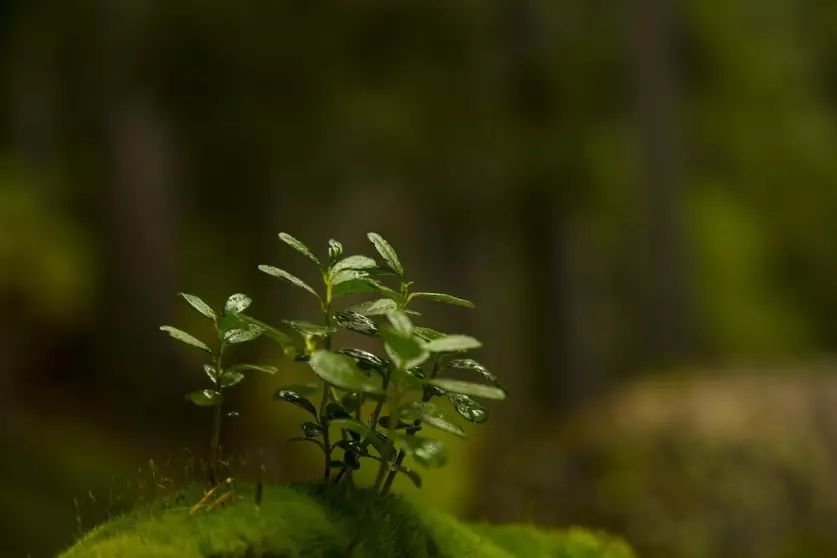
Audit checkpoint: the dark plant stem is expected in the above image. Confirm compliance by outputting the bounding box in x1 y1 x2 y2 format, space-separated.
209 348 226 486
320 290 333 481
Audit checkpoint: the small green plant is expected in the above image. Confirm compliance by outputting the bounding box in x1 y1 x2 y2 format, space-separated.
160 293 278 484
161 232 506 497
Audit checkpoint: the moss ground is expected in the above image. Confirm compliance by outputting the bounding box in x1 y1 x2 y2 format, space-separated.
59 482 634 557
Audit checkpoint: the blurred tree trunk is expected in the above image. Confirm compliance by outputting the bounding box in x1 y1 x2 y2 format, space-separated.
628 0 695 365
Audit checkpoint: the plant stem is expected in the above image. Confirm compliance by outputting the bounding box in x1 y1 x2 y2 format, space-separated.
375 388 402 494
320 284 334 481
209 347 226 486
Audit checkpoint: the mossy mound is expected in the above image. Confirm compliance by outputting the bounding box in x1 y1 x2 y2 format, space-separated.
59 483 634 557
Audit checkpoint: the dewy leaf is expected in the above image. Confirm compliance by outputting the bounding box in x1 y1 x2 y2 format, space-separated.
448 394 489 423
332 255 377 274
423 335 482 353
409 292 475 309
160 326 212 353
336 348 387 372
334 310 379 336
274 389 318 417
328 239 343 266
282 320 336 339
229 364 278 375
367 233 404 278
380 326 429 370
414 327 447 342
399 401 466 438
332 277 379 296
399 435 447 468
390 464 422 489
234 314 300 358
300 421 325 438
308 350 383 394
347 299 398 316
220 371 245 388
332 269 369 287
204 364 218 383
329 419 385 452
224 293 252 314
223 324 263 344
258 265 320 300
386 310 413 335
178 293 216 320
186 389 223 407
278 232 321 267
429 378 506 400
446 358 506 394
275 383 320 397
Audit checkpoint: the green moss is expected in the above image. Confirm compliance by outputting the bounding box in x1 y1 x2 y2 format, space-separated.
59 483 633 558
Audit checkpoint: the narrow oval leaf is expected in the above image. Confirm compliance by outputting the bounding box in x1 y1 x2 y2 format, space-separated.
258 265 320 300
399 401 466 438
160 326 212 353
282 320 336 339
203 364 218 382
278 232 321 267
329 419 385 452
446 358 506 394
308 350 383 394
332 277 379 296
347 299 398 316
409 292 475 309
276 383 320 396
334 310 379 337
220 371 245 388
229 364 278 375
399 435 447 468
332 269 369 287
300 421 325 438
390 464 422 489
274 389 318 417
178 293 216 320
234 314 300 358
332 255 377 274
448 394 490 423
223 324 263 344
336 348 387 372
414 327 446 342
428 378 506 400
423 335 482 353
367 233 404 278
328 239 343 266
186 389 222 407
380 326 429 370
224 293 252 314
386 310 413 335
326 402 352 421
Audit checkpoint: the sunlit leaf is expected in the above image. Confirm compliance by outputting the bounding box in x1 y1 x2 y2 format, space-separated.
308 350 383 394
427 378 505 400
446 358 506 394
258 265 320 300
220 371 245 388
367 233 404 278
409 292 475 308
347 299 398 316
448 394 489 423
282 320 336 339
203 364 218 382
328 239 343 266
178 293 216 320
399 435 447 468
380 325 429 370
386 310 413 335
332 270 369 288
399 401 465 437
414 327 446 341
224 324 264 344
234 314 300 358
334 310 379 336
332 255 377 274
186 389 222 407
278 232 321 267
423 335 482 353
160 326 212 353
332 277 378 296
274 389 318 417
224 293 252 314
229 364 278 375
336 348 387 372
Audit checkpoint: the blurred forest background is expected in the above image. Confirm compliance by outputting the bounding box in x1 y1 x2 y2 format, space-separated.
4 1 837 557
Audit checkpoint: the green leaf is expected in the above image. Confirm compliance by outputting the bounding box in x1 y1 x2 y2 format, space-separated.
178 293 216 320
448 394 489 423
429 378 506 400
229 364 278 375
332 277 379 296
224 293 252 314
234 314 301 358
278 232 321 267
328 239 343 266
386 310 413 335
332 269 369 287
446 358 506 394
389 464 422 489
258 265 320 300
186 389 222 407
160 326 212 353
367 233 404 278
409 292 475 309
332 255 377 274
300 421 325 438
380 325 429 370
399 401 465 437
220 371 245 388
347 299 398 316
274 389 318 417
275 383 320 397
329 419 385 452
335 348 387 372
399 435 447 468
282 320 336 339
423 335 482 353
223 324 263 344
308 350 383 394
414 327 446 341
203 364 218 382
334 310 379 336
